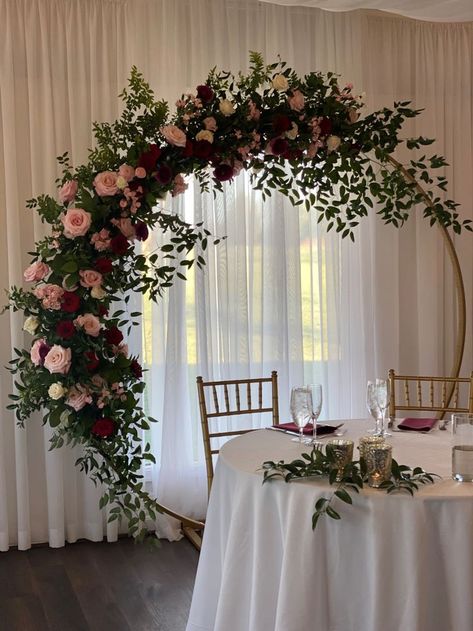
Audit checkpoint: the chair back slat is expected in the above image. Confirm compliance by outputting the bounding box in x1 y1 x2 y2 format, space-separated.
235 384 241 411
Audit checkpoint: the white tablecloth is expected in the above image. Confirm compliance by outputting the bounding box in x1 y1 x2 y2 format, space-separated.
186 420 473 631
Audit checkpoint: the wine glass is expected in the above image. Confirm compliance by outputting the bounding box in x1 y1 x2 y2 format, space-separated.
306 384 323 442
366 380 382 435
374 378 391 437
290 387 312 443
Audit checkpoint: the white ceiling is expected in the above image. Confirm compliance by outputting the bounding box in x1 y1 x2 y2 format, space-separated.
259 0 473 22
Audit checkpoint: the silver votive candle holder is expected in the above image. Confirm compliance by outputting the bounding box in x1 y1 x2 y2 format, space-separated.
358 435 386 461
365 443 392 488
326 439 354 482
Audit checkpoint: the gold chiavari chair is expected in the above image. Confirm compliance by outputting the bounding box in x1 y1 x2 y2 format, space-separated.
197 371 280 499
388 369 473 425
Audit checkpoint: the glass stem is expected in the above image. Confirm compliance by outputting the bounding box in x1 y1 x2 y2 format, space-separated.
299 426 304 443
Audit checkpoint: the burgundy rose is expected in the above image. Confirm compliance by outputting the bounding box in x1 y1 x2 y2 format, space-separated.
155 164 173 185
110 234 129 256
214 163 234 182
193 140 214 160
56 320 75 339
196 84 214 103
98 305 109 317
85 351 100 371
38 342 51 362
138 144 161 173
182 140 194 157
270 137 289 156
130 359 143 379
319 118 332 136
104 326 123 346
135 222 149 242
61 291 81 313
91 417 115 438
95 257 113 274
272 114 292 135
283 148 303 161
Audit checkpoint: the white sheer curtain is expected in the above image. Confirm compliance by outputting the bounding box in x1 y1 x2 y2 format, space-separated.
0 0 471 548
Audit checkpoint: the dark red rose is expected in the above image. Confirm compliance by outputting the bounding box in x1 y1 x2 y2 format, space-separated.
128 179 145 192
135 221 149 242
98 305 109 317
319 117 332 136
214 163 234 182
182 140 194 157
61 291 81 313
138 144 161 173
85 351 100 371
272 114 292 135
56 320 75 339
270 137 289 156
130 359 143 379
104 326 123 346
110 234 129 256
283 148 303 161
193 140 214 160
91 417 115 438
95 257 113 274
38 342 51 362
196 84 214 103
155 164 173 185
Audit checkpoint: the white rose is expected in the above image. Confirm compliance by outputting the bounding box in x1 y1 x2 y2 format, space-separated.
116 175 127 189
23 316 39 335
48 382 66 400
91 285 107 300
272 74 289 91
218 99 235 117
326 135 342 153
285 122 298 140
196 129 214 143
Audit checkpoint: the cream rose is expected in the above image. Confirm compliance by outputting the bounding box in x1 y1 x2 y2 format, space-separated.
48 382 66 400
23 315 39 335
218 99 235 117
44 345 72 374
326 135 342 153
74 313 101 337
285 122 299 140
93 171 119 197
61 208 92 238
79 270 103 288
272 74 289 91
91 285 107 300
59 180 78 204
160 125 187 147
196 129 214 144
24 261 50 282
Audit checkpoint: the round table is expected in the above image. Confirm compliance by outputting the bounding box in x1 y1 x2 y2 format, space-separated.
186 419 473 631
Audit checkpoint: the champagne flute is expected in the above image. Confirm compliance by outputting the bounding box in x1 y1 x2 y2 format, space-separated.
290 387 312 443
375 378 391 437
306 384 323 442
366 380 382 435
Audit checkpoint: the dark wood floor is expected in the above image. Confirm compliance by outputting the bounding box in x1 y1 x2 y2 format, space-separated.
0 538 199 631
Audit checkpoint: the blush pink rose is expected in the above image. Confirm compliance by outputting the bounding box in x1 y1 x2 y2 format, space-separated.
90 229 111 251
203 116 217 132
118 164 135 182
74 313 101 337
94 171 119 197
30 338 49 366
59 180 78 204
24 261 50 282
44 345 72 374
79 270 103 288
160 125 187 147
172 174 188 197
288 89 305 112
33 284 64 310
111 217 136 239
66 385 92 411
61 208 92 238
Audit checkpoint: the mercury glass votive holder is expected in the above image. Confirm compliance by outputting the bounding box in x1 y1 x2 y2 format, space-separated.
326 439 354 482
358 435 386 461
365 443 392 488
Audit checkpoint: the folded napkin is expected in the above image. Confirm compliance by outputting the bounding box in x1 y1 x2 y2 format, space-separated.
397 417 437 432
273 422 338 436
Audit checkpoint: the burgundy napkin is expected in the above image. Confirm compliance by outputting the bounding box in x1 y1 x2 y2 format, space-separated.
273 422 338 436
397 418 437 432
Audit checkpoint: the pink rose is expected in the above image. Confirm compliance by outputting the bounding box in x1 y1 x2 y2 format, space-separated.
24 261 50 282
59 180 78 204
135 167 146 179
44 345 72 374
288 89 305 112
66 385 92 411
203 117 217 132
61 208 92 238
33 283 64 310
247 101 261 121
111 217 136 239
118 164 135 182
74 313 101 337
79 270 103 288
94 171 119 197
172 174 188 197
90 229 111 251
30 338 49 366
160 125 187 148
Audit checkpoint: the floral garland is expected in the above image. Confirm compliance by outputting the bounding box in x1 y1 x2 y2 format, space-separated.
5 53 470 543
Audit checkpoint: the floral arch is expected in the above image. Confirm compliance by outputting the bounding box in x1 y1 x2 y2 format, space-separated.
6 53 470 542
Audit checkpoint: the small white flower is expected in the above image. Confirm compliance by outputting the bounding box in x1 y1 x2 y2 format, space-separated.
48 383 66 400
219 99 235 117
272 74 289 92
196 129 214 143
285 122 298 140
326 135 342 153
91 285 107 300
23 316 39 335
